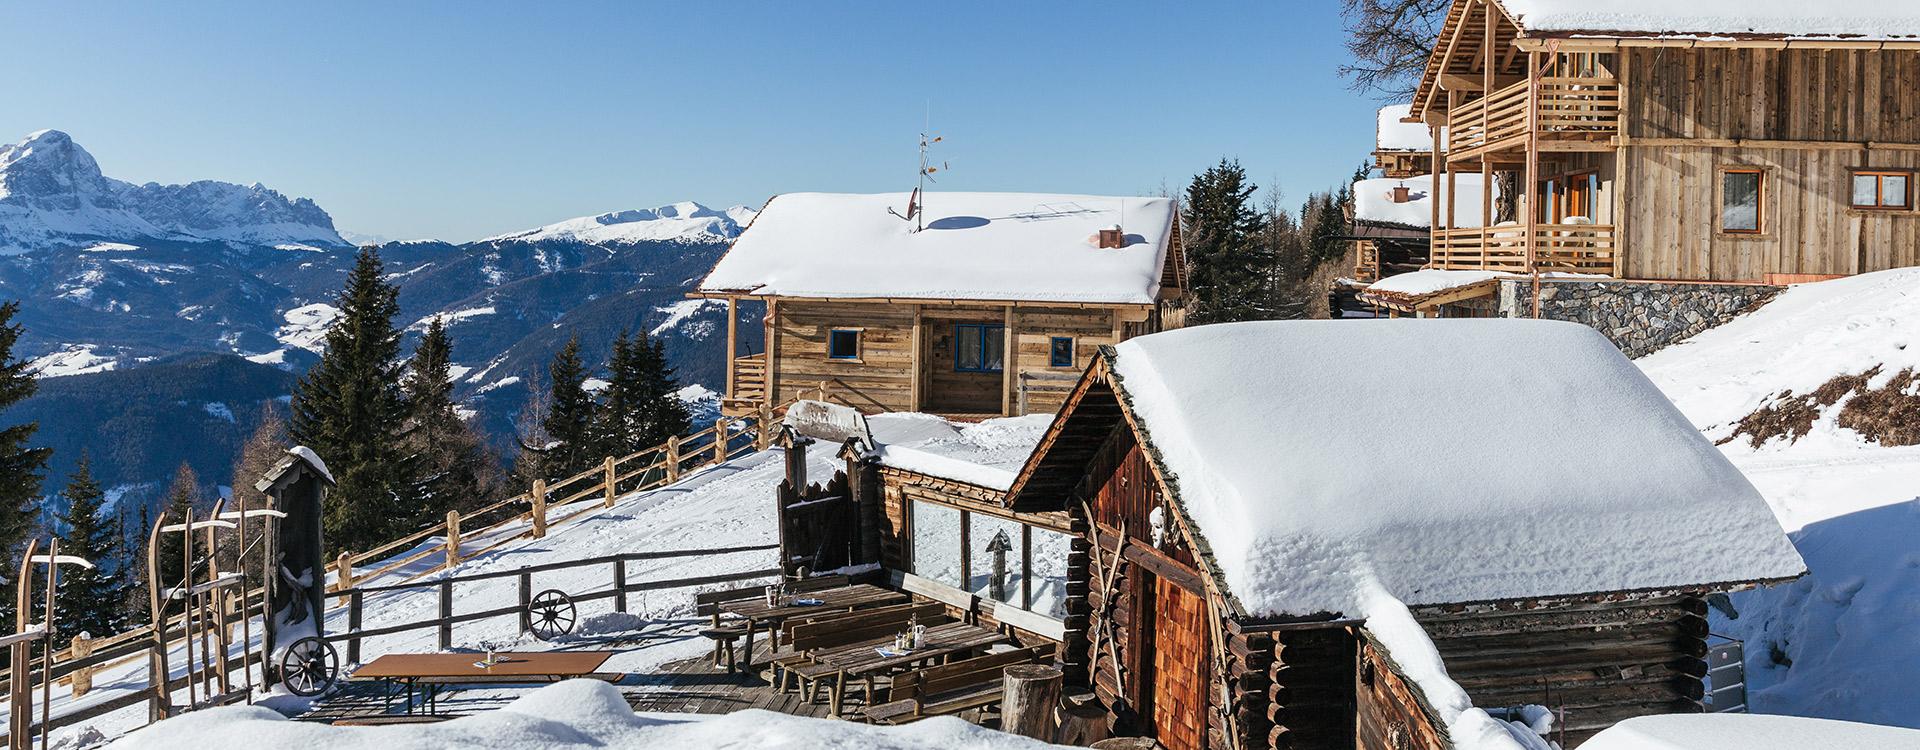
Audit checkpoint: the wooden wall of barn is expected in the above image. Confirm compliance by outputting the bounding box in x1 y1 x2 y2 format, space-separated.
1410 592 1711 747
771 300 916 411
1615 47 1920 281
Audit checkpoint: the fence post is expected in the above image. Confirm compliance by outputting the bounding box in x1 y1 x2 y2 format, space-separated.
755 403 774 451
517 572 532 635
335 552 354 604
712 417 727 466
71 634 94 698
348 590 364 664
613 560 628 614
667 437 682 483
604 456 618 508
445 510 462 567
531 479 548 539
438 580 453 650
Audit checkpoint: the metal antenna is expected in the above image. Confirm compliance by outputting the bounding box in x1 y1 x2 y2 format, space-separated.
889 102 949 232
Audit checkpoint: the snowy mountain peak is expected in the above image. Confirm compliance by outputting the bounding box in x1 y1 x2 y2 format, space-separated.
483 201 757 246
0 129 348 254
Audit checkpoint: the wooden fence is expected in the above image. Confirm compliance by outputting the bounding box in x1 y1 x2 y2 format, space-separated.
1431 224 1619 276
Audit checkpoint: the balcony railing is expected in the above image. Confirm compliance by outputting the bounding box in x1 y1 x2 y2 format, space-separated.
722 352 768 415
1432 224 1618 276
1448 77 1620 158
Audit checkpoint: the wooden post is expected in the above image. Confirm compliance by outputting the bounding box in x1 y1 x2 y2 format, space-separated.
446 510 462 566
754 403 774 451
909 304 924 411
1481 2 1495 269
1525 48 1543 308
1001 306 1016 416
1002 664 1063 741
667 437 682 483
603 456 618 508
1056 699 1110 746
531 478 548 539
438 580 454 650
348 590 364 663
14 539 36 750
712 416 728 466
517 572 533 635
613 560 628 613
725 296 739 399
70 634 94 698
335 552 353 604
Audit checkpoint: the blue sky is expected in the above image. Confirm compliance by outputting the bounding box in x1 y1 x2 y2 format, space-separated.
3 1 1385 243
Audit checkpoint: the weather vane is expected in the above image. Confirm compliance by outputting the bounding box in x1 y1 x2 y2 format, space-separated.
889 109 949 231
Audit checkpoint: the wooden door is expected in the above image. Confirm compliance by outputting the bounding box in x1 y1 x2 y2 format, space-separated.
1150 578 1210 750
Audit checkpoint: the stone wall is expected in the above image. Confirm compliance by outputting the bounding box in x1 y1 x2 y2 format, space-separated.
1497 279 1781 359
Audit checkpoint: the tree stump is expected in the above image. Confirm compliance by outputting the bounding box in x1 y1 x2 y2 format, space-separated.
1002 664 1063 741
1056 699 1109 745
1090 738 1161 750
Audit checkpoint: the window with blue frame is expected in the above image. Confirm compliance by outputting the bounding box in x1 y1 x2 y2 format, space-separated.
827 329 860 359
954 324 1005 372
1049 337 1074 367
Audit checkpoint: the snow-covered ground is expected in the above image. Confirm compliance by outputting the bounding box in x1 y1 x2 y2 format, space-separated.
1638 267 1920 729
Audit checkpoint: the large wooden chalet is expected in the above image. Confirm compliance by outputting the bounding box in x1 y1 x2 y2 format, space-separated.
1000 320 1805 750
696 192 1188 419
1406 0 1920 287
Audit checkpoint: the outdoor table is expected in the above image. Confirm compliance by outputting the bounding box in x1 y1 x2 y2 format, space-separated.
808 621 1007 716
352 651 618 714
718 583 908 673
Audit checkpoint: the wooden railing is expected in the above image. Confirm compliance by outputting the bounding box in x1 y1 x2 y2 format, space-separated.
1448 77 1620 157
724 353 768 415
1431 224 1619 276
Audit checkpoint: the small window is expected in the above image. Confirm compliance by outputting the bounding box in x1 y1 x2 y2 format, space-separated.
1853 171 1912 210
827 329 859 360
1049 337 1074 368
1722 169 1762 233
955 324 1005 372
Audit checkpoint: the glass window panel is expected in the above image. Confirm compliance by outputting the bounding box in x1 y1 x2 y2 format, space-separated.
1050 337 1074 368
1854 174 1880 207
1028 527 1072 619
956 326 982 371
910 500 963 588
983 326 1005 372
1723 171 1760 232
1884 175 1909 208
827 330 858 359
968 514 1024 605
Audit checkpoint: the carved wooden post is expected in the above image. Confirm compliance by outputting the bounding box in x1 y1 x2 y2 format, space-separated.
1002 664 1063 741
712 417 728 466
603 456 618 508
70 633 94 697
667 436 682 483
334 552 353 604
445 510 462 566
755 403 774 451
531 479 549 539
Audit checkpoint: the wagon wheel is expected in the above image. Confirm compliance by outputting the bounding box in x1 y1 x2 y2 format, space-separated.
280 636 338 697
528 589 576 641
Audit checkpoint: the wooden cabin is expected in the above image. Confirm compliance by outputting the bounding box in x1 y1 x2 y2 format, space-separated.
1001 320 1806 750
1347 174 1495 286
695 192 1188 418
1407 0 1920 291
1372 105 1439 180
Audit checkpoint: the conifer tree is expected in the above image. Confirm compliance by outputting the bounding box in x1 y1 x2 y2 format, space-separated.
52 452 128 645
153 463 203 616
524 334 597 480
592 329 692 479
404 318 499 518
0 301 51 632
226 407 288 583
1183 160 1272 323
288 247 420 553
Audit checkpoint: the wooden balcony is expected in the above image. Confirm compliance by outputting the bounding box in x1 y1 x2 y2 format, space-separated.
1448 77 1620 162
721 352 768 416
1431 224 1619 276
1372 150 1433 179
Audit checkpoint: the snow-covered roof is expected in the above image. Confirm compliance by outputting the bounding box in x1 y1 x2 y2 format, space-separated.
1364 268 1503 298
1104 319 1805 619
698 192 1177 305
1376 105 1439 152
1353 175 1497 229
1581 713 1920 750
863 413 1053 491
1497 0 1920 40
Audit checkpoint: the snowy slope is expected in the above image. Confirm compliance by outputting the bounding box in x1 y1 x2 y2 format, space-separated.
482 202 755 246
1637 267 1920 728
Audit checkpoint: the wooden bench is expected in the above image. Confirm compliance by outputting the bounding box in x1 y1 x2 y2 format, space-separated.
781 602 950 698
860 645 1054 725
693 575 853 671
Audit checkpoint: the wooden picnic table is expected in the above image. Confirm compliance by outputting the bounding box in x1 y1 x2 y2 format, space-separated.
353 651 618 714
719 583 908 672
808 621 1006 716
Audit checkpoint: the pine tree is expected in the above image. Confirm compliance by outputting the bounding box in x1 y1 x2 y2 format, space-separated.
153 463 203 616
0 301 52 632
52 452 128 645
288 247 420 554
1183 160 1272 323
524 334 597 481
592 329 692 481
226 407 288 584
404 318 499 518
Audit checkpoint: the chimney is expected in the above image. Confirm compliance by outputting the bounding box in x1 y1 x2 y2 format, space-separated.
1097 224 1125 249
1391 186 1412 203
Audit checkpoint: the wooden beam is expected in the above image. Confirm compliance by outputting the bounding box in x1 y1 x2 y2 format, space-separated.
1002 305 1016 416
724 296 738 400
1613 136 1920 151
1440 72 1524 91
1513 36 1920 52
909 304 924 412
